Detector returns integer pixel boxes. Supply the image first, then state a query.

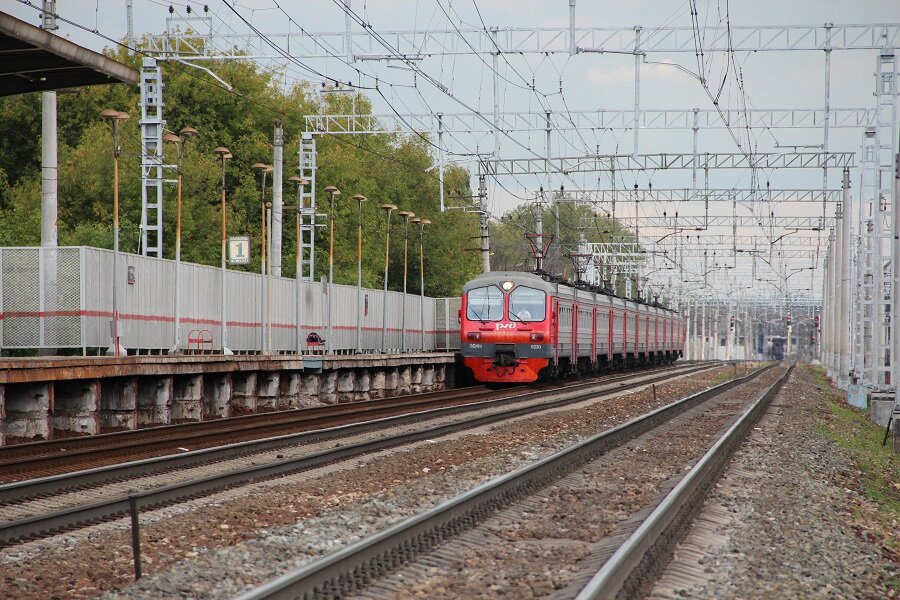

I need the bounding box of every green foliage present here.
[0,42,480,297]
[491,200,638,281]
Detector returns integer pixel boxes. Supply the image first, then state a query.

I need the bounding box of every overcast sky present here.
[6,0,900,299]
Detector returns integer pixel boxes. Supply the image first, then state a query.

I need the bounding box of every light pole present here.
[288,176,309,354]
[379,203,398,351]
[163,126,198,354]
[324,185,341,354]
[411,218,431,350]
[397,210,415,352]
[352,194,368,353]
[213,147,232,354]
[100,109,129,356]
[252,163,273,353]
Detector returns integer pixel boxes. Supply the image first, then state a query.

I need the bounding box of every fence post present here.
[129,494,142,580]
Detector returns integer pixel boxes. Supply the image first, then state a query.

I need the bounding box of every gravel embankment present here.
[355,366,787,599]
[0,364,751,599]
[650,365,899,599]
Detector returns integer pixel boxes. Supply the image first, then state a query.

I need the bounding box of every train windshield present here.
[466,285,504,321]
[509,286,546,321]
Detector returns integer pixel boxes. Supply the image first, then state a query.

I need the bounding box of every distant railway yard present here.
[1,362,896,599]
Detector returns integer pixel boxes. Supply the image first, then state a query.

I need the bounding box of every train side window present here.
[509,286,546,321]
[466,285,504,321]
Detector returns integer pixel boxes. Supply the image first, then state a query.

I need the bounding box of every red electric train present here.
[459,271,685,384]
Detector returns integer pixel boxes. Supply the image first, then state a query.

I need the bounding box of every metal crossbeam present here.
[541,189,843,203]
[142,24,900,59]
[305,108,875,135]
[614,216,834,229]
[648,234,827,247]
[484,152,856,175]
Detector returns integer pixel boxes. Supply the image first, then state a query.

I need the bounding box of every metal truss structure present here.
[305,108,876,135]
[540,189,843,204]
[482,152,856,176]
[142,23,900,59]
[610,216,833,229]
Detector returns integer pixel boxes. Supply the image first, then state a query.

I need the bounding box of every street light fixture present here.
[352,194,368,353]
[213,147,232,354]
[379,203,398,351]
[288,175,309,353]
[324,185,341,354]
[397,210,415,352]
[252,163,273,353]
[100,109,129,356]
[163,126,198,353]
[411,217,431,350]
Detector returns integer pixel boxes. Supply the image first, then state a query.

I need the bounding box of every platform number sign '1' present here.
[228,236,250,265]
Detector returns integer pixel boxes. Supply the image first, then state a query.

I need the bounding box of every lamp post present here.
[323,185,341,354]
[352,194,368,353]
[288,176,309,353]
[213,147,232,354]
[163,126,198,354]
[397,210,415,352]
[411,218,431,350]
[252,163,273,353]
[100,109,129,356]
[379,203,398,351]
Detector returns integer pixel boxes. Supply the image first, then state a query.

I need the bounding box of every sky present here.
[5,0,900,303]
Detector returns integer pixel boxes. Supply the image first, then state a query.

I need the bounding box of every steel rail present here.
[575,365,793,599]
[0,363,707,504]
[0,363,716,547]
[0,386,494,465]
[232,364,776,600]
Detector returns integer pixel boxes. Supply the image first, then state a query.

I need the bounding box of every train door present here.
[591,305,598,364]
[553,299,560,366]
[654,315,659,352]
[634,312,639,357]
[608,309,615,357]
[571,303,578,365]
[645,315,650,355]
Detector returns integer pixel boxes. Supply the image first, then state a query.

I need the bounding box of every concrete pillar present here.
[138,376,173,427]
[231,373,258,414]
[202,373,232,419]
[299,373,321,407]
[256,372,280,411]
[0,384,5,445]
[370,369,386,400]
[384,368,400,398]
[53,380,101,436]
[4,382,52,441]
[320,371,338,404]
[279,372,302,409]
[398,366,412,395]
[337,370,355,403]
[172,374,203,422]
[411,366,423,394]
[421,365,435,392]
[100,377,138,431]
[355,369,371,402]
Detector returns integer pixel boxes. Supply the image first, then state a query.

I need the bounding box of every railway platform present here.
[0,352,457,445]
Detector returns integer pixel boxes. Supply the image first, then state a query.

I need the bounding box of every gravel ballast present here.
[650,365,899,599]
[2,365,742,599]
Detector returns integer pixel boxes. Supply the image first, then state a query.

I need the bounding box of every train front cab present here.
[459,274,554,383]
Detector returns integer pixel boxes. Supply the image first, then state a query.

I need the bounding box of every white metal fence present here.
[0,247,461,354]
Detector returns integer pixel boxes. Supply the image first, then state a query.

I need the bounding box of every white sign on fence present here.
[228,236,250,265]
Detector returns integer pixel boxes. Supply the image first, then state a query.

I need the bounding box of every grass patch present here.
[810,366,900,558]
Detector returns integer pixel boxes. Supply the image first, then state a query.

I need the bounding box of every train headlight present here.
[501,281,514,291]
[530,333,544,342]
[467,332,482,341]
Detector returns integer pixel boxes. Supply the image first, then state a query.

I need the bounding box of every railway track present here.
[0,362,717,548]
[228,363,787,600]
